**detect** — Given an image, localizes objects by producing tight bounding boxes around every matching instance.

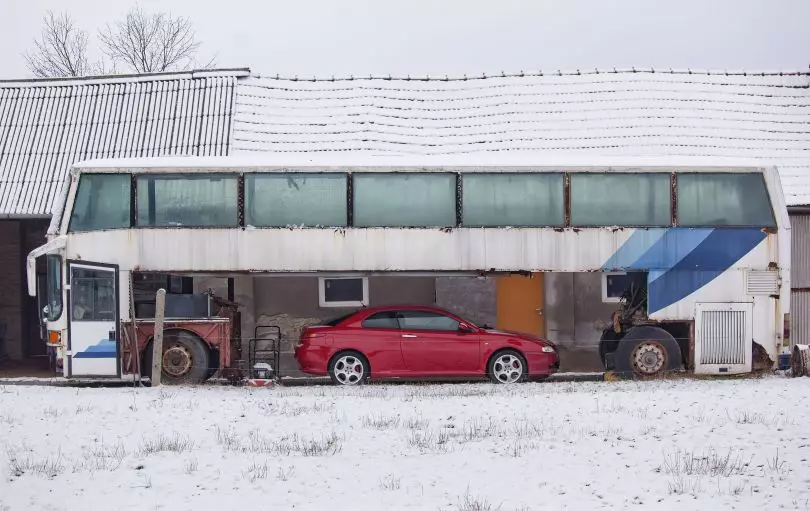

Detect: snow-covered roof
[232,69,810,206]
[73,153,774,171]
[0,68,248,217]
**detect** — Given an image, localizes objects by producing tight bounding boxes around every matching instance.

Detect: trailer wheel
[614,337,682,379]
[143,331,211,385]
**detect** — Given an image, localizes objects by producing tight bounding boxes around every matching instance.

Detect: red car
[294,305,560,385]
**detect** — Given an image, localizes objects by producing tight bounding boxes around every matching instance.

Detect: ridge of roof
[249,67,810,82]
[0,67,251,87]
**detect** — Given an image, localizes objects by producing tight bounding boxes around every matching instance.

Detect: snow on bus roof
[72,154,774,171]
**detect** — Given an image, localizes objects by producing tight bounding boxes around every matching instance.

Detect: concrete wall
[545,272,617,348]
[544,272,616,372]
[436,276,496,328]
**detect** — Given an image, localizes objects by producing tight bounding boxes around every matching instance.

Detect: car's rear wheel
[487,349,527,384]
[328,351,369,386]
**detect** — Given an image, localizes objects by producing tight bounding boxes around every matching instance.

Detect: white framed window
[318,277,369,308]
[601,272,646,303]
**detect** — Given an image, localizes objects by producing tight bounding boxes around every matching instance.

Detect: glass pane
[677,173,776,226]
[46,255,62,321]
[68,174,131,232]
[137,175,237,227]
[246,173,347,227]
[462,173,564,226]
[571,173,671,226]
[362,311,399,329]
[71,268,115,322]
[323,278,364,302]
[353,173,456,227]
[397,311,459,331]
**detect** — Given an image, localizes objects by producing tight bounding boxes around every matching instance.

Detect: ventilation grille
[699,310,747,365]
[746,270,779,295]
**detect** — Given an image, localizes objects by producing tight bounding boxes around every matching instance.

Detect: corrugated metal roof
[0,68,248,217]
[232,69,810,206]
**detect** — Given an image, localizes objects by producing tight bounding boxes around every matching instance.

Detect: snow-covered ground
[1,377,809,511]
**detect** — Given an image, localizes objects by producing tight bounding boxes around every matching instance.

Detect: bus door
[67,262,120,377]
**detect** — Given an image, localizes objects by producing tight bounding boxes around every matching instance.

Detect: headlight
[541,346,555,353]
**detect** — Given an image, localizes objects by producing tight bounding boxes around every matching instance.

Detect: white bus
[27,156,791,383]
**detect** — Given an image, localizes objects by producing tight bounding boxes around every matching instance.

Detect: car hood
[481,329,556,347]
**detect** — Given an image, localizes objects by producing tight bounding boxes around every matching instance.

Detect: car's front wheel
[487,350,527,384]
[328,351,369,385]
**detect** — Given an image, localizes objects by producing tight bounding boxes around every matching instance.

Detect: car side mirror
[458,323,475,333]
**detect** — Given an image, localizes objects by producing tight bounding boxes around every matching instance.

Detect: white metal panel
[694,302,753,374]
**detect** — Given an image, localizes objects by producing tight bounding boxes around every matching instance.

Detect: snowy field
[1,377,809,511]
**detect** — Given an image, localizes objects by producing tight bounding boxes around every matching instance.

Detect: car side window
[361,311,400,329]
[396,311,459,332]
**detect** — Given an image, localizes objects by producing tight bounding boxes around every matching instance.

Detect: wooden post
[151,288,167,386]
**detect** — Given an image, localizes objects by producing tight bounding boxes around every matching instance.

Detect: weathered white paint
[62,227,713,273]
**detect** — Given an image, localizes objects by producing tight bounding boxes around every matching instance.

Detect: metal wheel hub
[162,344,193,377]
[492,354,523,384]
[631,342,666,374]
[333,355,364,385]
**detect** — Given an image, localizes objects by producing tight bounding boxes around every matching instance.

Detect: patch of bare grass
[7,450,65,479]
[137,433,194,456]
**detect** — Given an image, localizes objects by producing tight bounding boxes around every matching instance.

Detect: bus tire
[613,327,683,379]
[143,331,211,385]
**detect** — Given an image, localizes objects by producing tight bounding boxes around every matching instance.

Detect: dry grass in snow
[0,377,809,510]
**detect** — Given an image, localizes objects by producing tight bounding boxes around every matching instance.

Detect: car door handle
[401,334,418,338]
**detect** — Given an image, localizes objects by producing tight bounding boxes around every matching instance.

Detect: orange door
[495,273,545,337]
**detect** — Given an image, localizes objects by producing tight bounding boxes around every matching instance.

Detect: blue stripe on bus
[73,339,117,359]
[601,228,667,270]
[630,228,713,271]
[603,227,767,313]
[647,228,765,312]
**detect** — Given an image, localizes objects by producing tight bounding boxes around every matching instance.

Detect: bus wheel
[144,331,210,385]
[614,336,682,379]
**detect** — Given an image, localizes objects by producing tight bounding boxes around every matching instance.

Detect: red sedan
[294,305,560,385]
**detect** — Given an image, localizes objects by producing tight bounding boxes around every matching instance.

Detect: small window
[319,277,369,308]
[68,174,131,232]
[362,311,399,329]
[46,255,63,321]
[570,173,671,227]
[396,310,460,331]
[602,272,647,303]
[71,268,116,322]
[136,174,238,227]
[462,173,564,226]
[677,173,776,227]
[353,173,456,227]
[246,173,348,227]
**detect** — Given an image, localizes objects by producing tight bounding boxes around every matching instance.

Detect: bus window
[136,174,238,227]
[245,173,348,227]
[570,173,671,227]
[68,174,131,232]
[353,173,456,227]
[46,255,62,321]
[677,173,776,227]
[461,173,564,227]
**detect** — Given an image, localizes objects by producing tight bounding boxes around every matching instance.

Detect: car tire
[487,349,527,384]
[328,350,370,386]
[142,331,211,385]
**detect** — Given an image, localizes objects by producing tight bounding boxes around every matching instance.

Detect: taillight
[47,330,61,344]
